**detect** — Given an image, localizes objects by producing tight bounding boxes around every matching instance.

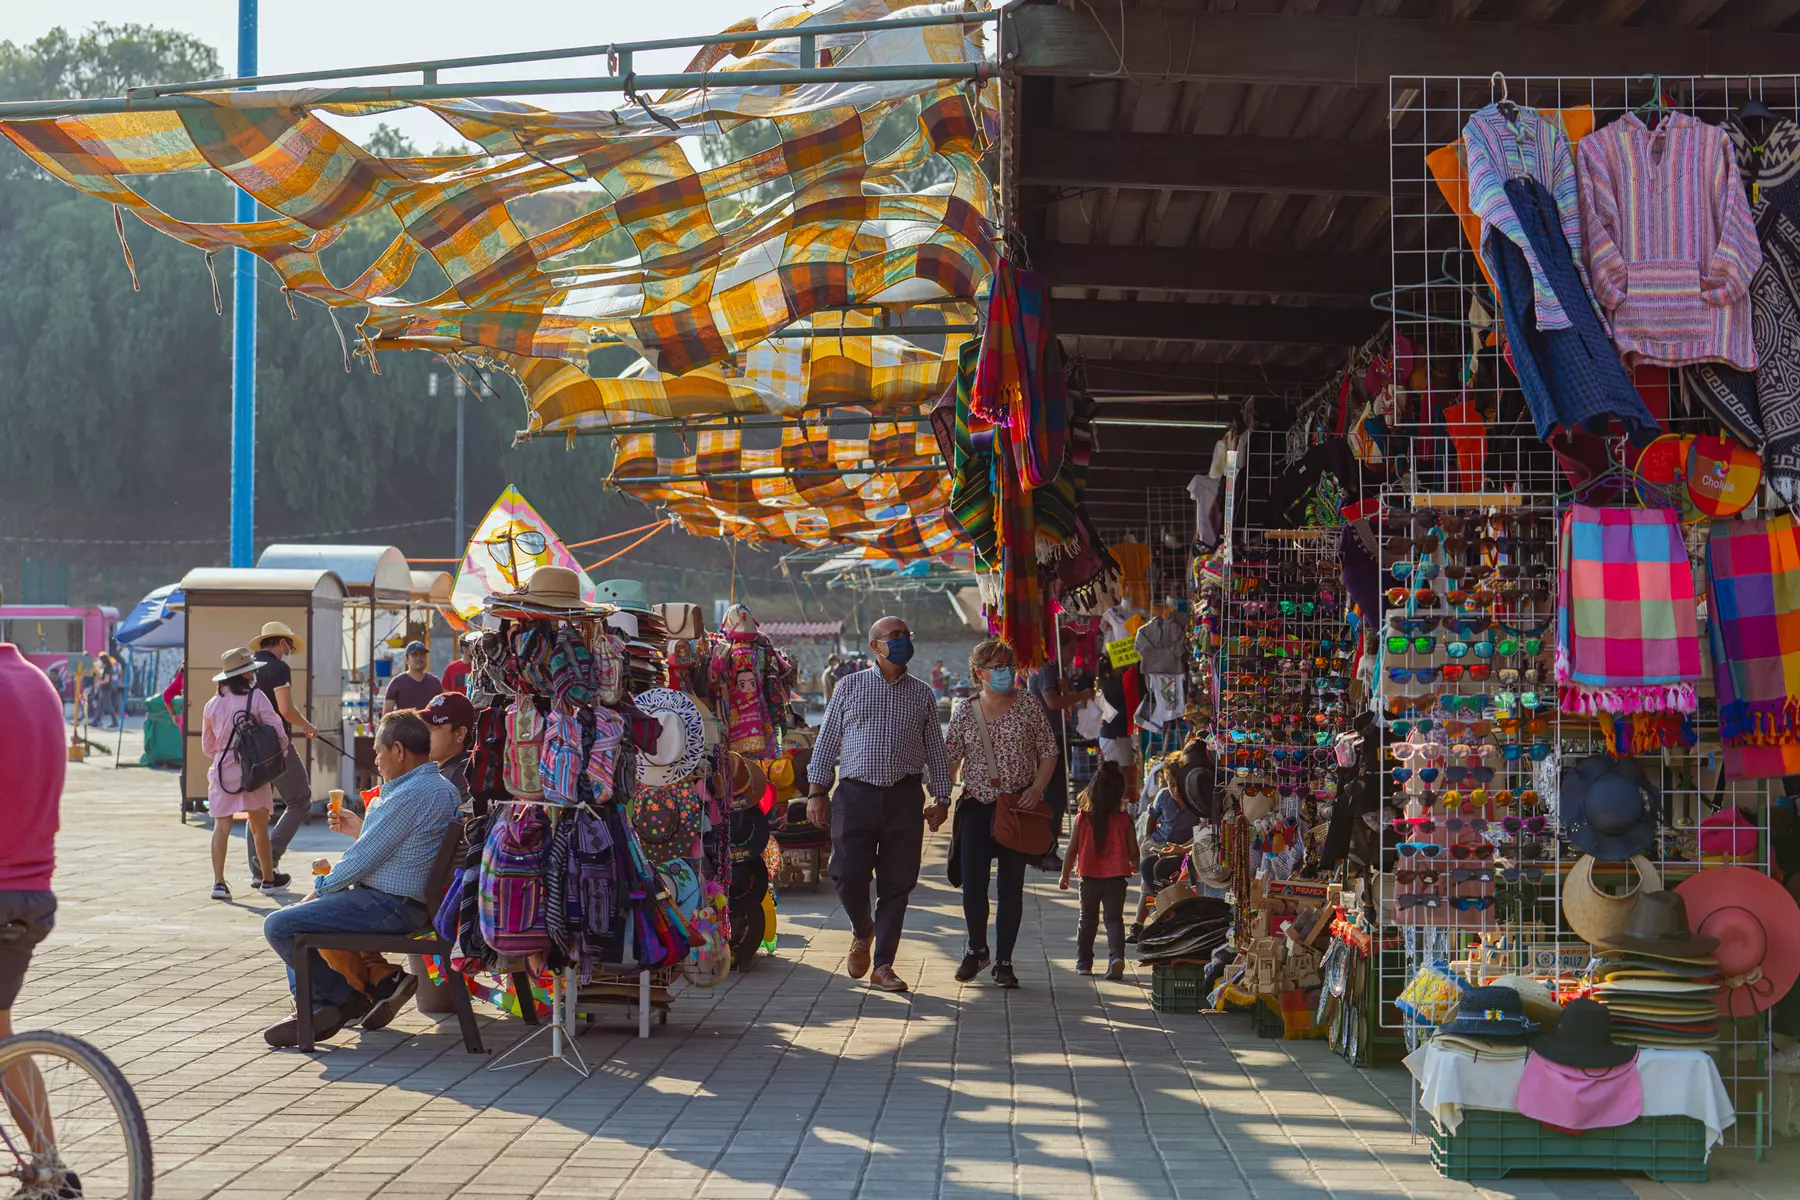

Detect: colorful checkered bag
[1555,504,1700,716]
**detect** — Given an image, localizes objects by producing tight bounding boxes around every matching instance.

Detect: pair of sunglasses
[1387,634,1437,654]
[1386,587,1437,607]
[1396,867,1495,886]
[1498,815,1549,835]
[1494,636,1545,656]
[1388,616,1442,636]
[1389,741,1445,762]
[1499,742,1553,762]
[1498,865,1546,881]
[1392,767,1442,785]
[1388,718,1435,737]
[1394,817,1488,835]
[1439,695,1488,714]
[1389,667,1441,684]
[1396,842,1494,859]
[1391,561,1443,583]
[1441,664,1491,682]
[1450,742,1497,759]
[1442,765,1495,783]
[1386,695,1435,715]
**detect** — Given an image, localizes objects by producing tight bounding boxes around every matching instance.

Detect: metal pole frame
[229,0,257,568]
[0,11,997,118]
[609,463,947,485]
[519,412,933,440]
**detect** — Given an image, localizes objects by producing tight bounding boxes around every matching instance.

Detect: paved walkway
[19,733,1799,1200]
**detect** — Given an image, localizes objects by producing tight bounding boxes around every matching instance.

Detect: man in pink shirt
[0,580,64,1054]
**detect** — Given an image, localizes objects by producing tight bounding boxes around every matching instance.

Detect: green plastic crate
[1150,962,1204,1013]
[1251,996,1285,1038]
[1430,1110,1709,1182]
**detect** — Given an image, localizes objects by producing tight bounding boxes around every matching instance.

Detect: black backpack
[225,695,287,794]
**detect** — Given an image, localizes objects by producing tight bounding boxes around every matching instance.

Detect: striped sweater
[1577,112,1762,370]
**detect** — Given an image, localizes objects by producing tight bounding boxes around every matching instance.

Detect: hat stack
[1136,890,1234,964]
[1433,985,1538,1060]
[599,581,670,691]
[1588,890,1722,1048]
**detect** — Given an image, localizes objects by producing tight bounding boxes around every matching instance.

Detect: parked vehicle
[0,605,121,697]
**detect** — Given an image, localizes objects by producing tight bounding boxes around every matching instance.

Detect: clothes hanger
[1370,251,1496,327]
[1490,72,1520,124]
[1633,74,1674,131]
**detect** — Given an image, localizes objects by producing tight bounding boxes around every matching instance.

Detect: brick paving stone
[10,740,1797,1200]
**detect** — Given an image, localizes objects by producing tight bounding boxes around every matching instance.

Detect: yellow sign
[1106,637,1140,668]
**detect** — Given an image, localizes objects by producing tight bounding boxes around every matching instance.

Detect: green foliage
[0,24,620,549]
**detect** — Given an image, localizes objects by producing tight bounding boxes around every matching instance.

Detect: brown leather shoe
[869,965,910,993]
[847,936,873,980]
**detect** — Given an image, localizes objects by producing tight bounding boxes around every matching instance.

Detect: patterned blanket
[1556,504,1700,715]
[1705,516,1800,777]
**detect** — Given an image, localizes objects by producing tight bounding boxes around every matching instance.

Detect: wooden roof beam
[1040,243,1387,300]
[1011,6,1800,80]
[1074,359,1317,394]
[1053,300,1380,346]
[1019,130,1388,197]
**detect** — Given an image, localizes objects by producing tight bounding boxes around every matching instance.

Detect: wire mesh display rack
[1381,75,1781,1151]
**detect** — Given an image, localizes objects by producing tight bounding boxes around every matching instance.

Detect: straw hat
[1489,974,1564,1027]
[251,621,304,653]
[486,565,595,614]
[212,646,261,682]
[1561,854,1663,946]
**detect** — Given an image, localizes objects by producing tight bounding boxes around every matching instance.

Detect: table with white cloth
[1403,1042,1735,1155]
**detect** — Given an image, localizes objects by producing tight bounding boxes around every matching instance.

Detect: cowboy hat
[1526,997,1636,1070]
[485,565,597,615]
[1675,866,1800,1016]
[1190,828,1232,891]
[213,646,261,682]
[730,753,769,808]
[1560,755,1661,860]
[1562,854,1663,945]
[633,688,708,787]
[251,621,304,652]
[1597,889,1720,960]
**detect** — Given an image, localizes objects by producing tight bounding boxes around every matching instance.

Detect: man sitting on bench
[262,710,460,1048]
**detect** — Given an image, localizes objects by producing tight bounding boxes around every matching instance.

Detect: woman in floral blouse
[944,638,1060,989]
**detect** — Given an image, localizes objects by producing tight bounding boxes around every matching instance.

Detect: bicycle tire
[0,1030,154,1200]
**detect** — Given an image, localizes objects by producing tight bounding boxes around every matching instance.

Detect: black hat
[1526,997,1636,1069]
[1438,986,1538,1040]
[1599,890,1719,960]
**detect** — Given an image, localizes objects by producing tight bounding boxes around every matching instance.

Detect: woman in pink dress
[201,647,288,901]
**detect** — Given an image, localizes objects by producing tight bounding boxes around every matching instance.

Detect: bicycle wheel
[0,1031,153,1200]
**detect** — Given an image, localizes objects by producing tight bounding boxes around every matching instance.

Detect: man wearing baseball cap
[382,641,442,715]
[421,691,477,808]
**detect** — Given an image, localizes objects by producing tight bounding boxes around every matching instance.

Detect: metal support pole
[229,0,258,567]
[455,388,465,556]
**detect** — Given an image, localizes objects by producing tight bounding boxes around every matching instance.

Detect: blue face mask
[882,634,915,667]
[986,666,1016,694]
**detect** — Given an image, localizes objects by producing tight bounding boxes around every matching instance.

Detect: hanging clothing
[1110,540,1152,609]
[1463,104,1596,331]
[1577,112,1762,370]
[1133,617,1186,676]
[1689,117,1800,498]
[1486,177,1656,441]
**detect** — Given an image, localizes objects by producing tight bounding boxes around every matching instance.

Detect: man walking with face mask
[806,616,951,993]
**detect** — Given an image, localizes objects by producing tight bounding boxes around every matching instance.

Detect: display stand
[490,966,589,1076]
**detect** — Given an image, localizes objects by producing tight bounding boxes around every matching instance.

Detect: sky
[0,0,763,147]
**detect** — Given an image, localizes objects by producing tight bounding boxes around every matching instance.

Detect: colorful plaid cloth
[1705,516,1800,778]
[1555,504,1700,715]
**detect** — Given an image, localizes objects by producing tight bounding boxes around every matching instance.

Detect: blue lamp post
[229,0,258,566]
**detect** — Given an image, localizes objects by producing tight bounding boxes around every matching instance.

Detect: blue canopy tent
[115,584,185,768]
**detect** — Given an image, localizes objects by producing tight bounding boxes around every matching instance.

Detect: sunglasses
[1499,742,1553,761]
[1390,767,1442,785]
[1394,817,1489,835]
[1441,765,1496,783]
[1439,695,1488,714]
[1389,741,1446,762]
[1388,718,1435,737]
[1389,667,1442,684]
[1450,896,1496,911]
[1385,587,1437,607]
[1445,640,1497,659]
[1386,635,1437,655]
[1450,742,1498,759]
[1388,616,1443,636]
[1386,695,1436,715]
[1497,717,1550,736]
[1498,815,1550,835]
[1396,869,1443,886]
[1443,719,1492,738]
[1391,561,1443,583]
[1440,663,1492,682]
[1396,893,1444,911]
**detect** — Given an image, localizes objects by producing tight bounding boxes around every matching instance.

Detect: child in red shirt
[1059,761,1139,979]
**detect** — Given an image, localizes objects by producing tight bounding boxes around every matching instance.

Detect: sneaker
[1125,921,1143,945]
[992,962,1020,989]
[360,972,418,1031]
[264,1004,348,1049]
[1105,959,1126,981]
[1075,960,1093,976]
[955,949,991,983]
[256,872,292,894]
[210,882,231,901]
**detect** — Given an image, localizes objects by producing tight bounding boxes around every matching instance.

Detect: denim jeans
[958,800,1028,963]
[263,887,426,1008]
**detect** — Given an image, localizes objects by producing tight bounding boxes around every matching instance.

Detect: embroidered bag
[585,705,626,804]
[479,808,552,957]
[629,777,702,860]
[587,629,624,705]
[504,698,547,801]
[509,622,556,696]
[540,710,583,806]
[569,809,618,968]
[549,626,596,708]
[469,706,510,803]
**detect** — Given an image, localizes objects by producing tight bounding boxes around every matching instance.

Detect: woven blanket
[1556,504,1700,715]
[1705,516,1800,758]
[994,435,1045,670]
[971,258,1067,489]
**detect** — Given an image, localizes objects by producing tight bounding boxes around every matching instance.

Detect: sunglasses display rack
[1376,74,1798,1152]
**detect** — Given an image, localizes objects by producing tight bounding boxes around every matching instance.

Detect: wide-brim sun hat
[1488,974,1564,1027]
[213,645,261,682]
[485,564,599,615]
[1562,854,1663,946]
[1560,755,1660,860]
[1438,986,1538,1040]
[596,577,657,615]
[1675,866,1800,1017]
[252,621,305,653]
[1526,997,1637,1070]
[634,688,707,786]
[1598,889,1720,960]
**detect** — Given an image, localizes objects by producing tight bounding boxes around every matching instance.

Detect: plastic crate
[1430,1110,1709,1182]
[1150,962,1204,1013]
[1251,997,1285,1038]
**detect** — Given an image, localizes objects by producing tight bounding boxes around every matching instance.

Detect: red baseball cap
[421,691,477,729]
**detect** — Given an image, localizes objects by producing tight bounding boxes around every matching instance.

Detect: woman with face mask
[942,639,1061,988]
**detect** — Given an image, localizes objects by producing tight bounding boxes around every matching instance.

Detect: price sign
[1106,637,1140,668]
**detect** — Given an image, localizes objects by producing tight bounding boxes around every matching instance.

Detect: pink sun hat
[1674,866,1800,1017]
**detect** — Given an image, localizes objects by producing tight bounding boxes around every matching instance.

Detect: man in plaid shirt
[807,616,951,993]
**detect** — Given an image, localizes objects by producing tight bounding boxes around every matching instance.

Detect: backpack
[629,778,702,862]
[469,707,509,804]
[568,810,618,967]
[510,623,557,696]
[503,698,546,801]
[587,630,624,706]
[549,627,596,708]
[479,808,552,958]
[540,710,583,806]
[224,693,286,794]
[586,706,626,804]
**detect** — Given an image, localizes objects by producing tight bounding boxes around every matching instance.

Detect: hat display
[213,646,261,682]
[1560,756,1661,860]
[1675,866,1800,1017]
[595,578,656,614]
[251,621,305,653]
[1597,890,1720,960]
[1190,828,1232,891]
[1561,854,1663,946]
[633,688,708,786]
[729,753,769,809]
[1526,997,1637,1070]
[1488,974,1563,1027]
[1438,986,1539,1040]
[421,691,477,729]
[485,565,599,615]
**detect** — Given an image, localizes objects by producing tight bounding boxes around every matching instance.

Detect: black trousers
[249,744,311,882]
[1077,875,1129,967]
[829,775,925,970]
[958,799,1028,963]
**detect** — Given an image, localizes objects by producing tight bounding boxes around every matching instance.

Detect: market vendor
[260,710,458,1048]
[1127,767,1199,944]
[382,640,442,714]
